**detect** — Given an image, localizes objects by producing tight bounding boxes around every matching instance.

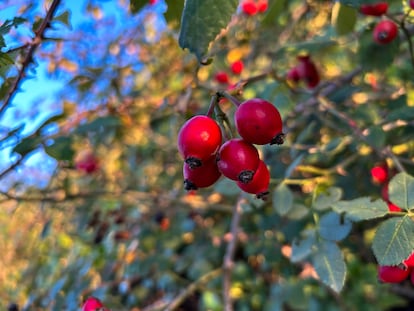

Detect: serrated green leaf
[286,203,309,220]
[312,240,346,293]
[273,183,293,216]
[331,2,357,36]
[331,197,388,221]
[291,233,316,263]
[130,0,147,14]
[178,0,238,62]
[372,216,414,266]
[313,187,343,211]
[213,177,240,197]
[54,11,72,29]
[319,211,352,241]
[44,136,74,161]
[389,172,414,211]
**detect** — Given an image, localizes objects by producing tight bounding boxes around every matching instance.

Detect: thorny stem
[0,0,62,116]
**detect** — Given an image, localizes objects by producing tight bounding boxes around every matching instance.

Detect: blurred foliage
[0,0,414,310]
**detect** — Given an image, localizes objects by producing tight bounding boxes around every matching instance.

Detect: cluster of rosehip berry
[286,54,320,89]
[359,1,400,45]
[178,96,283,199]
[82,296,109,311]
[240,0,268,16]
[370,163,402,212]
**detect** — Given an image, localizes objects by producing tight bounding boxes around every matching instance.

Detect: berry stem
[206,93,220,117]
[217,91,241,107]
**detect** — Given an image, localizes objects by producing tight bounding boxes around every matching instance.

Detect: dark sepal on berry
[270,132,285,145]
[256,190,269,201]
[238,170,255,184]
[184,179,198,191]
[185,157,202,169]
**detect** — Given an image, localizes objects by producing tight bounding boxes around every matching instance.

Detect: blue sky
[0,0,167,190]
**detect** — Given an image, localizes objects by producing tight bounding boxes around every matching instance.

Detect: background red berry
[75,151,100,174]
[410,0,414,10]
[296,55,320,88]
[257,0,268,13]
[286,67,301,83]
[214,71,230,84]
[235,98,284,145]
[373,20,398,44]
[241,0,258,16]
[217,138,260,183]
[230,60,244,75]
[177,115,222,169]
[359,2,388,16]
[370,165,388,184]
[237,160,270,199]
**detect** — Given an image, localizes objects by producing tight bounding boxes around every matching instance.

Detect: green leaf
[291,233,316,263]
[372,216,414,266]
[54,11,72,29]
[74,116,121,135]
[44,136,75,161]
[261,0,287,26]
[386,106,414,122]
[331,197,389,221]
[178,0,238,62]
[213,178,240,197]
[164,0,185,28]
[312,187,343,211]
[364,125,385,149]
[331,2,357,36]
[130,0,148,14]
[389,172,414,211]
[312,240,346,293]
[13,136,43,156]
[319,212,352,241]
[272,183,293,216]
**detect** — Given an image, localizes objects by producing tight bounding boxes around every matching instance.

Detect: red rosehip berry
[237,160,270,199]
[410,0,414,10]
[403,252,414,268]
[234,98,284,145]
[373,20,398,44]
[370,165,388,184]
[241,0,258,16]
[257,0,268,13]
[217,138,260,183]
[177,115,222,169]
[183,157,222,190]
[214,71,230,84]
[230,60,244,75]
[149,0,157,5]
[75,151,100,174]
[378,265,411,283]
[296,55,320,88]
[286,67,301,83]
[82,297,104,311]
[359,2,388,16]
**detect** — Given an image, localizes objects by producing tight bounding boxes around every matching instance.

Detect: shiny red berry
[230,60,244,75]
[373,20,398,44]
[296,55,320,88]
[183,157,221,190]
[235,98,284,145]
[378,265,411,283]
[388,202,402,212]
[82,297,104,311]
[241,0,258,16]
[177,115,222,169]
[359,2,388,16]
[237,160,270,199]
[370,165,388,184]
[217,138,260,183]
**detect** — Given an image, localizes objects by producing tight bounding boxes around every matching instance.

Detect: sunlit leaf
[388,172,414,211]
[331,2,357,36]
[178,0,238,62]
[313,187,343,211]
[319,211,352,241]
[331,197,388,221]
[372,216,414,266]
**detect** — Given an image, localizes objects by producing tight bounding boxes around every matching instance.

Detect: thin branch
[223,196,244,311]
[0,0,62,116]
